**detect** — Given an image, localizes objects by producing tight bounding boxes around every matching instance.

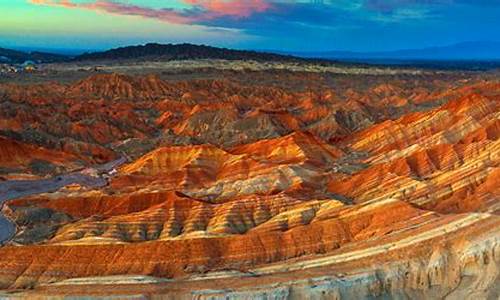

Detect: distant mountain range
[0,47,68,64]
[2,41,500,67]
[282,41,500,61]
[75,43,306,63]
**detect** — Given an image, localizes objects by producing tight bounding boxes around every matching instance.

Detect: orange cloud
[184,0,271,18]
[29,0,272,24]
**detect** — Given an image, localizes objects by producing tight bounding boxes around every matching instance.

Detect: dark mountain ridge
[0,47,68,64]
[75,43,312,63]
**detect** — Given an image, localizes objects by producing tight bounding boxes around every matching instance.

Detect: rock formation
[0,70,498,298]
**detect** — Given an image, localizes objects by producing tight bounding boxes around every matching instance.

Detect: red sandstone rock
[0,73,498,297]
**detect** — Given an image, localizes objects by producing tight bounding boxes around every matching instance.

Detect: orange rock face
[0,71,498,298]
[0,136,84,178]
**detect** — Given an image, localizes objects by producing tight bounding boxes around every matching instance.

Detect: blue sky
[1,0,499,52]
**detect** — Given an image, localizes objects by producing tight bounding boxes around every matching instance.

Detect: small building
[81,168,99,177]
[0,64,19,74]
[25,65,36,72]
[63,183,83,191]
[21,60,37,72]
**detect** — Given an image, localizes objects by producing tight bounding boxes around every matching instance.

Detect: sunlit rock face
[0,71,498,298]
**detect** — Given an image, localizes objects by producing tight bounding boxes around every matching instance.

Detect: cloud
[361,0,500,13]
[30,0,193,23]
[184,0,270,18]
[363,0,451,12]
[29,0,272,24]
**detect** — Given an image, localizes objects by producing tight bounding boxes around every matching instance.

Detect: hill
[75,43,310,62]
[0,47,68,64]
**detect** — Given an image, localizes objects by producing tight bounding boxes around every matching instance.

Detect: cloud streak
[29,0,272,24]
[184,0,270,18]
[361,0,498,13]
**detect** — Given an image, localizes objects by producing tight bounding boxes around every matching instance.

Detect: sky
[1,0,500,53]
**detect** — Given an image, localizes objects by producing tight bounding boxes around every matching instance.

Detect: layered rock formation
[0,70,498,298]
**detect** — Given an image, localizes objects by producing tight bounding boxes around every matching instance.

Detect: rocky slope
[0,70,498,298]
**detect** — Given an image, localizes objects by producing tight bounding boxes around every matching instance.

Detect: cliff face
[0,72,498,298]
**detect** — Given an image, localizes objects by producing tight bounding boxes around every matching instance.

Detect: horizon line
[3,39,500,55]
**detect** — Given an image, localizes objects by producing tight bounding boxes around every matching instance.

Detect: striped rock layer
[0,74,498,298]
